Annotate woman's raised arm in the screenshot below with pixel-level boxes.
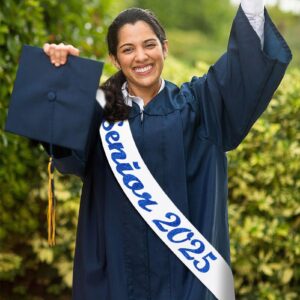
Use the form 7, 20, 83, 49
184, 4, 292, 151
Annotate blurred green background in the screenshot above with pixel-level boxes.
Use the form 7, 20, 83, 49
0, 0, 299, 299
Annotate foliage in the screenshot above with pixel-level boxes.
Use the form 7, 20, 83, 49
0, 1, 299, 299
166, 29, 228, 66
262, 6, 300, 68
165, 6, 299, 69
228, 68, 300, 299
133, 0, 234, 38
0, 0, 128, 298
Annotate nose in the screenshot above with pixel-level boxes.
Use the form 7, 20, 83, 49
135, 47, 148, 62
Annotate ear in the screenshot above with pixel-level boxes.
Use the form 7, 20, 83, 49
162, 40, 169, 59
109, 54, 121, 70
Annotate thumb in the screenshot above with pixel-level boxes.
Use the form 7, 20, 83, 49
67, 45, 80, 56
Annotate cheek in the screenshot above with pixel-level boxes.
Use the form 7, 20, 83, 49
156, 50, 166, 62
116, 53, 130, 67
156, 54, 165, 68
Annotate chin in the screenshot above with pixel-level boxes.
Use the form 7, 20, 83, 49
133, 75, 161, 88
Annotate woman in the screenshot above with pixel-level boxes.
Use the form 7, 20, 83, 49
41, 1, 291, 299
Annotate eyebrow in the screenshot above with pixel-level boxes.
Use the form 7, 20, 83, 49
119, 38, 158, 49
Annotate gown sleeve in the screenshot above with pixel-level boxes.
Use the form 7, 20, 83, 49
5, 45, 104, 178
187, 6, 292, 151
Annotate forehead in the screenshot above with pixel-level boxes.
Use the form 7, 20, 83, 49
117, 21, 157, 45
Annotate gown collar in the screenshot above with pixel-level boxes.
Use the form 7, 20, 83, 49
123, 80, 183, 118
121, 79, 165, 111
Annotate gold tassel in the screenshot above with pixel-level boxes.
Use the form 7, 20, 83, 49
47, 156, 56, 246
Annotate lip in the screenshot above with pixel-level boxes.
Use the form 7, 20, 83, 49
132, 64, 154, 76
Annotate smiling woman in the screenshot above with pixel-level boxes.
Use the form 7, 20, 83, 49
110, 20, 168, 104
6, 1, 292, 300
100, 8, 169, 121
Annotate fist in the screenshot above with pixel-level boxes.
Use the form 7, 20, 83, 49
43, 43, 80, 67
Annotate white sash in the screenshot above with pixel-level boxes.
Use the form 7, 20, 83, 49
100, 119, 235, 300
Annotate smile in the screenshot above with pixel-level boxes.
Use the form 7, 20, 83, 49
133, 65, 153, 74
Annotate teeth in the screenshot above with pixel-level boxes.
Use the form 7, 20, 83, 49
134, 65, 152, 73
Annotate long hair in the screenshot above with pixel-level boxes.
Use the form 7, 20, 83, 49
101, 8, 167, 122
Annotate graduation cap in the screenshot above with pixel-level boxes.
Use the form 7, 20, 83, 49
5, 45, 104, 245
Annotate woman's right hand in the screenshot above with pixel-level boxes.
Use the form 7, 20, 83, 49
43, 43, 80, 67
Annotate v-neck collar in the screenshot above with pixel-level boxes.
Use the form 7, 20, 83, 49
127, 80, 186, 119
121, 79, 166, 113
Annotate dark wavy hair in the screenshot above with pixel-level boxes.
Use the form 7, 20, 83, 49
101, 8, 167, 122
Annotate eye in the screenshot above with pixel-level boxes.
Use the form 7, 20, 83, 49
145, 43, 156, 49
122, 47, 133, 54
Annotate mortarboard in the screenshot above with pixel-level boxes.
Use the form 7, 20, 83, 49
5, 45, 104, 245
5, 44, 103, 152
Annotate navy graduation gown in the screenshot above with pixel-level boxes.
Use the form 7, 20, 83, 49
28, 7, 292, 300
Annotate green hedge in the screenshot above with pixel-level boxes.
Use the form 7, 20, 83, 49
228, 68, 300, 299
0, 1, 124, 299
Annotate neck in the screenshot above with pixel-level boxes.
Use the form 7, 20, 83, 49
127, 79, 161, 106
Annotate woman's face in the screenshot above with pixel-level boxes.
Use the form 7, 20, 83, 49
112, 20, 168, 94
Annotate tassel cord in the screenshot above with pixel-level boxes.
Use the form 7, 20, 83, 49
47, 156, 56, 246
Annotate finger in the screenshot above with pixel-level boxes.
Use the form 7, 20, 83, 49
57, 43, 67, 64
49, 44, 56, 64
54, 45, 61, 66
43, 43, 50, 55
59, 47, 68, 64
60, 48, 68, 64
